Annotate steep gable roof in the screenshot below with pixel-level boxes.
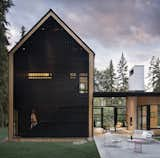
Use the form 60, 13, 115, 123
9, 9, 95, 56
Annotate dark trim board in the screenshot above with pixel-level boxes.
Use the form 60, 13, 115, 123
94, 92, 160, 97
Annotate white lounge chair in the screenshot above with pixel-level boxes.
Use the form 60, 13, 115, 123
132, 130, 154, 143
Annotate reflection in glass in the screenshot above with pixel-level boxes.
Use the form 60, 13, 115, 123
30, 109, 38, 129
142, 106, 147, 130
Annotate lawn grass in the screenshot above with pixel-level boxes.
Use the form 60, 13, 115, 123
0, 128, 100, 158
0, 128, 8, 141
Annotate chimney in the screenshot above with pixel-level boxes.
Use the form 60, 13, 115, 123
128, 65, 144, 92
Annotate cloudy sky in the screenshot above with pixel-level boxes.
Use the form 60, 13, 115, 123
6, 0, 160, 82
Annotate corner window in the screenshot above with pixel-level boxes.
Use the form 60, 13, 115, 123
27, 72, 53, 79
79, 73, 88, 93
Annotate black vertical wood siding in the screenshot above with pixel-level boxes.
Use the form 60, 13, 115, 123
14, 17, 89, 137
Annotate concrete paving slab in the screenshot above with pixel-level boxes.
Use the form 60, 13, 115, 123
94, 135, 160, 158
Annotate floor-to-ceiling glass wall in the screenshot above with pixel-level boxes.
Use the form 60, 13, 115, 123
137, 105, 149, 130
103, 107, 114, 129
137, 106, 142, 129
94, 108, 102, 127
142, 106, 147, 129
137, 104, 160, 130
93, 97, 126, 131
150, 105, 160, 129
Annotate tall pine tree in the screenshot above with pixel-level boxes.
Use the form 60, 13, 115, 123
108, 60, 116, 92
148, 56, 160, 92
0, 0, 13, 127
102, 61, 116, 92
94, 68, 102, 91
117, 53, 128, 92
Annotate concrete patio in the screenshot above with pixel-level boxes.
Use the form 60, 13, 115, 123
94, 135, 160, 158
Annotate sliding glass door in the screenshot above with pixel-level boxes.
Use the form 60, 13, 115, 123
137, 105, 150, 130
142, 106, 147, 129
150, 105, 160, 129
94, 107, 126, 130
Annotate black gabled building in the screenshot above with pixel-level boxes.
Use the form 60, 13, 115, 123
8, 9, 94, 140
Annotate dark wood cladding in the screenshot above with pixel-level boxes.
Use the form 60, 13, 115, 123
14, 17, 89, 137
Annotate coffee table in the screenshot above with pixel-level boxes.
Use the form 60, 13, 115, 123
128, 139, 146, 153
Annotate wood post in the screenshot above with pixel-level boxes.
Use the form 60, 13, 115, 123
8, 54, 14, 141
89, 54, 94, 137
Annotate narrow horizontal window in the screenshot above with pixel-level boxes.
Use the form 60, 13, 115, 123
70, 73, 76, 79
27, 73, 53, 80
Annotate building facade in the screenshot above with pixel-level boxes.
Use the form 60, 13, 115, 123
9, 9, 94, 140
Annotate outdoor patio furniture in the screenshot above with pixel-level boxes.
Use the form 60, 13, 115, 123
133, 130, 154, 143
128, 138, 146, 153
94, 127, 104, 135
104, 132, 121, 147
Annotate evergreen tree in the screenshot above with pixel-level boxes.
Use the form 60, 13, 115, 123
0, 0, 13, 127
148, 56, 156, 91
94, 68, 110, 92
102, 68, 110, 92
94, 68, 101, 91
94, 61, 116, 92
108, 60, 116, 92
20, 25, 26, 38
107, 60, 116, 106
117, 53, 128, 92
148, 56, 160, 92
